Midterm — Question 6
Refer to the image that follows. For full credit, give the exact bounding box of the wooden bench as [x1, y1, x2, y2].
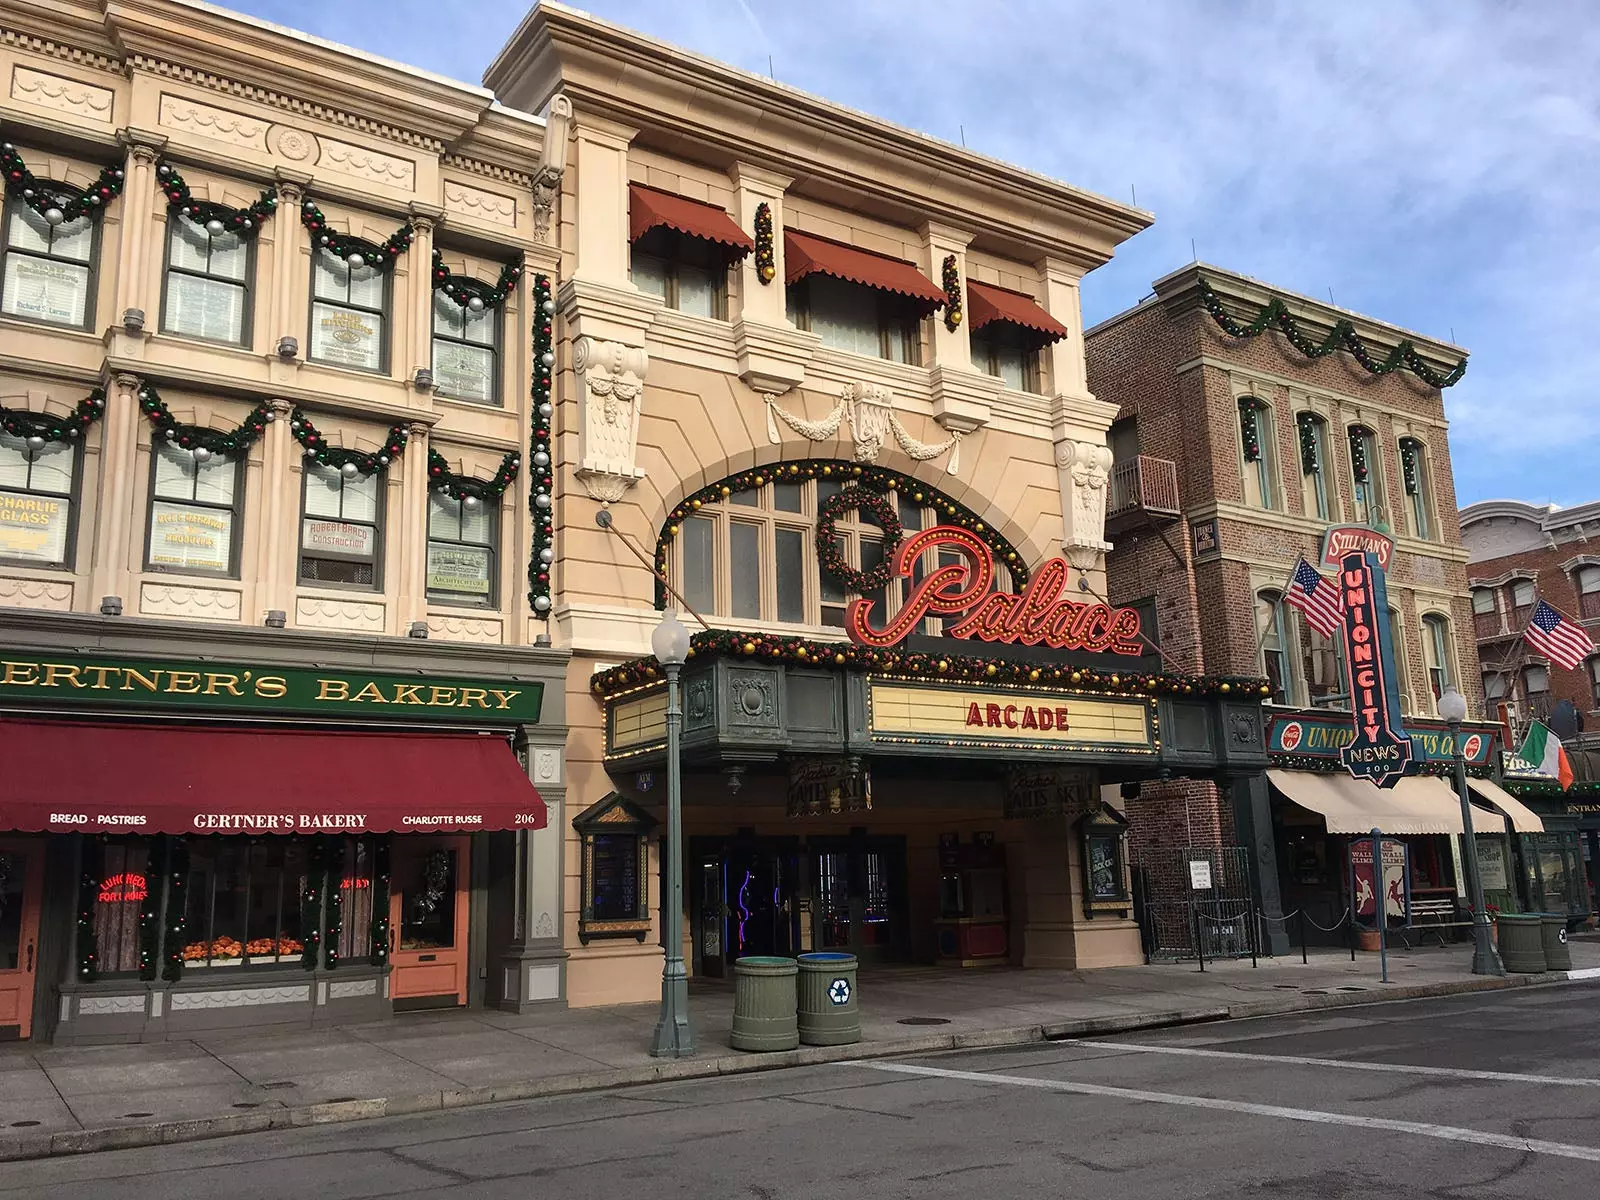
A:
[1401, 897, 1473, 947]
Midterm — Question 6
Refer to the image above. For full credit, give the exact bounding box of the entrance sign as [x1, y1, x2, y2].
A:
[786, 758, 872, 817]
[1350, 837, 1410, 922]
[1320, 525, 1395, 572]
[1336, 552, 1414, 788]
[848, 525, 1144, 655]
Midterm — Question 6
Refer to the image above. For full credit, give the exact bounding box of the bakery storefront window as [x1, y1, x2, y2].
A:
[182, 839, 309, 966]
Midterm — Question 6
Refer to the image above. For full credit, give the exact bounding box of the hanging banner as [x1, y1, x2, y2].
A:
[1350, 837, 1410, 924]
[1002, 766, 1097, 820]
[1337, 551, 1414, 788]
[786, 758, 872, 818]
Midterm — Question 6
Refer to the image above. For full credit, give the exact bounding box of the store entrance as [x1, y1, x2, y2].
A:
[693, 838, 800, 978]
[811, 837, 904, 964]
[389, 836, 470, 1008]
[0, 838, 44, 1039]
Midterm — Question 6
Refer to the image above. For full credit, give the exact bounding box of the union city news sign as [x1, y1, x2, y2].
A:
[848, 525, 1144, 654]
[1336, 551, 1414, 788]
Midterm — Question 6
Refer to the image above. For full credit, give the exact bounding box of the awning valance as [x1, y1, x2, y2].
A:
[1467, 778, 1545, 833]
[783, 229, 946, 310]
[1268, 769, 1501, 835]
[966, 279, 1070, 342]
[629, 184, 754, 257]
[0, 720, 546, 834]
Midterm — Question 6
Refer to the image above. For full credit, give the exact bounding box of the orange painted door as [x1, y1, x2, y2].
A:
[0, 839, 45, 1039]
[388, 836, 470, 1004]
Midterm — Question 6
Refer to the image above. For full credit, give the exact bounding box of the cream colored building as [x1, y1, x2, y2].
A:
[1, 0, 1279, 1040]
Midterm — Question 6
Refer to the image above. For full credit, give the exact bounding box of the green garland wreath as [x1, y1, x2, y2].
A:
[941, 255, 963, 332]
[816, 487, 903, 594]
[528, 274, 556, 617]
[428, 447, 521, 503]
[76, 852, 100, 983]
[155, 160, 276, 237]
[431, 249, 522, 311]
[1, 389, 106, 449]
[300, 199, 413, 271]
[159, 837, 188, 983]
[369, 838, 392, 968]
[1296, 412, 1320, 476]
[1, 141, 124, 224]
[1199, 278, 1466, 389]
[753, 203, 776, 284]
[290, 408, 408, 474]
[139, 383, 272, 458]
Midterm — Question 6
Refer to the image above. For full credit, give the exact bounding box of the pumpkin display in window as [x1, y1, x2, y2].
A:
[275, 936, 303, 955]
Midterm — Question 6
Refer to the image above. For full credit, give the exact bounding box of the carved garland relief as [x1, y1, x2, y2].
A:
[765, 383, 964, 473]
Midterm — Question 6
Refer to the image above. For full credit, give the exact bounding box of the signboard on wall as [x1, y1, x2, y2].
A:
[1320, 525, 1395, 572]
[147, 502, 233, 573]
[786, 758, 872, 817]
[0, 489, 70, 563]
[868, 680, 1154, 755]
[1002, 766, 1097, 820]
[1269, 712, 1495, 766]
[1336, 551, 1414, 788]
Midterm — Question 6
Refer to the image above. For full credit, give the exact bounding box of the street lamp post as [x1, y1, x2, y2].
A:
[650, 610, 695, 1057]
[1437, 687, 1504, 977]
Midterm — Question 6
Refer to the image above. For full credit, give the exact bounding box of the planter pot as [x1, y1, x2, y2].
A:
[1356, 929, 1383, 952]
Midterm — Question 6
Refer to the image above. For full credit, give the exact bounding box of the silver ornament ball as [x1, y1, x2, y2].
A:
[467, 296, 485, 313]
[533, 451, 550, 468]
[533, 595, 551, 613]
[304, 446, 319, 458]
[463, 495, 480, 510]
[541, 298, 556, 315]
[541, 351, 555, 367]
[534, 493, 552, 510]
[539, 547, 555, 565]
[340, 461, 360, 479]
[43, 207, 65, 226]
[205, 218, 225, 236]
[538, 403, 552, 419]
[24, 435, 46, 452]
[191, 446, 212, 463]
[346, 252, 366, 269]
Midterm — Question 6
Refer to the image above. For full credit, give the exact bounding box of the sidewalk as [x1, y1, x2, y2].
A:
[4, 942, 1597, 1161]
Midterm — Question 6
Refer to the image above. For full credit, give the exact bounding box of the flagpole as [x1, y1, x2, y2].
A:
[1250, 556, 1308, 662]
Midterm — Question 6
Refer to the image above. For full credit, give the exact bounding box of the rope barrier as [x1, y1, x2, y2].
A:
[1303, 909, 1352, 933]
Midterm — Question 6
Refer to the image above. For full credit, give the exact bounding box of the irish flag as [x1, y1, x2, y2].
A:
[1518, 721, 1573, 790]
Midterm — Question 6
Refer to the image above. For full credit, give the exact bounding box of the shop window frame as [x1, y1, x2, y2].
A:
[0, 429, 83, 570]
[307, 245, 391, 375]
[573, 792, 656, 944]
[0, 188, 100, 331]
[298, 460, 385, 592]
[426, 490, 500, 608]
[159, 210, 255, 348]
[143, 436, 246, 580]
[430, 287, 503, 406]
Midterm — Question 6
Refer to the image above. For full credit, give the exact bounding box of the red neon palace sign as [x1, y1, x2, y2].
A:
[846, 525, 1144, 654]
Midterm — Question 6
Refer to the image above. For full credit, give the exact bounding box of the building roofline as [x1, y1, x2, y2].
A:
[1461, 497, 1600, 532]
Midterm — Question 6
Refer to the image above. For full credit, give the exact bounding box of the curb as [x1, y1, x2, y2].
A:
[3, 967, 1594, 1162]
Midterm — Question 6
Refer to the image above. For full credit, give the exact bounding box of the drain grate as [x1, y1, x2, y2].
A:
[9, 1120, 41, 1128]
[122, 1112, 155, 1119]
[897, 1017, 952, 1026]
[1272, 984, 1299, 990]
[231, 1102, 262, 1110]
[1301, 989, 1330, 995]
[259, 1081, 296, 1090]
[324, 1097, 359, 1104]
[1336, 986, 1368, 992]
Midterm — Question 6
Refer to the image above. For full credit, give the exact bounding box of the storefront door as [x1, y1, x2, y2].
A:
[691, 838, 800, 977]
[814, 839, 903, 964]
[388, 836, 470, 1006]
[0, 839, 45, 1039]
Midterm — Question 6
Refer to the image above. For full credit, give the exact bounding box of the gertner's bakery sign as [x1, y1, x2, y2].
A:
[848, 526, 1144, 654]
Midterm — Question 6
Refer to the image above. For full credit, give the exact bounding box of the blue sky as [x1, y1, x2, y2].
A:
[235, 0, 1599, 508]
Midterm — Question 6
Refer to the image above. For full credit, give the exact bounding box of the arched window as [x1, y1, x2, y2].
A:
[1348, 425, 1384, 527]
[1470, 586, 1499, 639]
[1421, 612, 1454, 707]
[1575, 564, 1600, 621]
[1238, 397, 1277, 510]
[1398, 437, 1432, 540]
[1257, 589, 1292, 703]
[668, 467, 1014, 632]
[1295, 412, 1330, 520]
[1389, 604, 1412, 712]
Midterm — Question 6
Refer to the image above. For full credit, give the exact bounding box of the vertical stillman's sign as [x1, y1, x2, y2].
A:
[1337, 551, 1414, 788]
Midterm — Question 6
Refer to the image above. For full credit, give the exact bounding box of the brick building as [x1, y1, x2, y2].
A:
[1085, 264, 1511, 946]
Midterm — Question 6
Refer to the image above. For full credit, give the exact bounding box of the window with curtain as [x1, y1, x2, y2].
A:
[1471, 587, 1500, 639]
[1422, 613, 1454, 704]
[309, 247, 387, 372]
[1398, 437, 1432, 540]
[971, 322, 1041, 393]
[1257, 590, 1292, 704]
[1389, 605, 1412, 711]
[629, 227, 728, 319]
[1296, 412, 1330, 521]
[1522, 663, 1550, 706]
[146, 441, 242, 577]
[1302, 623, 1348, 709]
[1239, 398, 1277, 510]
[426, 492, 498, 606]
[1576, 565, 1600, 620]
[1483, 671, 1506, 702]
[90, 840, 150, 975]
[162, 215, 250, 344]
[431, 291, 500, 405]
[1589, 658, 1600, 710]
[786, 275, 921, 364]
[0, 432, 78, 567]
[300, 463, 382, 589]
[1510, 578, 1536, 629]
[0, 191, 96, 328]
[1349, 426, 1384, 526]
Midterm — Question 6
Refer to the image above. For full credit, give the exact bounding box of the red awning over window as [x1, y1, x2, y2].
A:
[966, 279, 1070, 342]
[629, 184, 754, 257]
[0, 720, 546, 834]
[783, 229, 947, 310]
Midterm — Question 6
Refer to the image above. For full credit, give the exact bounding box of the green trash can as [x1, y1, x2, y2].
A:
[730, 956, 799, 1052]
[1496, 913, 1546, 973]
[729, 960, 796, 1049]
[1541, 914, 1573, 972]
[797, 951, 859, 1046]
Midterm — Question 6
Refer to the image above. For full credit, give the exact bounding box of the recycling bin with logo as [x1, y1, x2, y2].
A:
[1494, 913, 1546, 973]
[730, 956, 799, 1052]
[796, 951, 859, 1046]
[1541, 914, 1573, 972]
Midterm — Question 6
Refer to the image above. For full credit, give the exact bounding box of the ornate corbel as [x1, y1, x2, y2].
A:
[573, 336, 648, 502]
[530, 95, 572, 244]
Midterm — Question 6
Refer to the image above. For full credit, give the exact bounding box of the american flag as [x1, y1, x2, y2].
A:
[1285, 557, 1343, 638]
[1524, 599, 1596, 671]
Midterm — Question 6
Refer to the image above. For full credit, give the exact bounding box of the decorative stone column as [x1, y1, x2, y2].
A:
[405, 206, 442, 389]
[112, 132, 165, 338]
[88, 373, 144, 609]
[396, 419, 432, 634]
[271, 172, 312, 367]
[727, 163, 817, 397]
[255, 398, 296, 621]
[499, 736, 569, 1010]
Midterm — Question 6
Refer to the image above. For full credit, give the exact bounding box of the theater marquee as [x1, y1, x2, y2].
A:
[867, 679, 1155, 755]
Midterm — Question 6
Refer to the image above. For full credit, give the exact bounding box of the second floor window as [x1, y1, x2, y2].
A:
[1576, 565, 1600, 620]
[1349, 426, 1384, 526]
[629, 227, 727, 319]
[1471, 587, 1499, 638]
[1239, 398, 1277, 510]
[300, 464, 382, 589]
[1, 193, 95, 329]
[1421, 612, 1453, 704]
[163, 216, 249, 345]
[1590, 657, 1600, 710]
[1511, 578, 1536, 629]
[431, 292, 500, 405]
[1399, 437, 1432, 540]
[0, 432, 78, 567]
[971, 323, 1040, 393]
[1296, 413, 1331, 521]
[146, 441, 242, 577]
[310, 248, 386, 373]
[788, 274, 921, 364]
[1257, 590, 1291, 704]
[1522, 663, 1550, 708]
[427, 493, 497, 606]
[1483, 671, 1506, 703]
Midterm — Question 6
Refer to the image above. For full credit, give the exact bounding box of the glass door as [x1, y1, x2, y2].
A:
[388, 836, 470, 1005]
[695, 851, 728, 978]
[812, 841, 902, 964]
[0, 840, 45, 1039]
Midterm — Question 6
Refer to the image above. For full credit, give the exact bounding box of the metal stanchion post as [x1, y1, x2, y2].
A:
[1299, 909, 1308, 966]
[1249, 902, 1259, 969]
[1193, 904, 1206, 973]
[1348, 909, 1356, 962]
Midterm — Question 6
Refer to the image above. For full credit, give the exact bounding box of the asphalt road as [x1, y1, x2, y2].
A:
[7, 983, 1599, 1199]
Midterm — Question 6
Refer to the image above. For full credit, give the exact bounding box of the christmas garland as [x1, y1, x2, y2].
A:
[816, 487, 903, 594]
[753, 202, 776, 284]
[324, 837, 344, 970]
[76, 850, 100, 983]
[1, 140, 124, 225]
[1296, 412, 1321, 476]
[290, 407, 408, 474]
[1507, 779, 1600, 799]
[1, 389, 106, 449]
[1199, 278, 1467, 389]
[155, 160, 276, 237]
[159, 837, 188, 982]
[529, 274, 556, 617]
[428, 447, 521, 504]
[1269, 752, 1492, 778]
[1399, 438, 1421, 496]
[432, 249, 523, 311]
[1238, 398, 1263, 463]
[591, 627, 1270, 702]
[301, 838, 326, 971]
[1348, 426, 1371, 484]
[300, 198, 414, 271]
[654, 460, 1029, 608]
[369, 838, 392, 968]
[941, 255, 963, 331]
[139, 383, 273, 459]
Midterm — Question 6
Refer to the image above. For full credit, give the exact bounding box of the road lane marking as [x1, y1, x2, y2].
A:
[1568, 967, 1600, 980]
[846, 1061, 1600, 1163]
[1061, 1040, 1600, 1088]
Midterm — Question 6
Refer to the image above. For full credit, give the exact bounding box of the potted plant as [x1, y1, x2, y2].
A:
[1356, 925, 1383, 952]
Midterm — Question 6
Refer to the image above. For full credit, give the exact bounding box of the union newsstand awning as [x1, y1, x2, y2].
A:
[1268, 769, 1502, 836]
[0, 720, 546, 834]
[1466, 777, 1545, 833]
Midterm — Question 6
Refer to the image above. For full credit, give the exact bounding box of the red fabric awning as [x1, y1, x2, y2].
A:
[0, 720, 546, 834]
[784, 229, 946, 310]
[966, 279, 1070, 342]
[629, 184, 754, 257]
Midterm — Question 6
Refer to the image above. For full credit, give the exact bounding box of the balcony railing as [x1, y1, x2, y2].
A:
[1106, 455, 1181, 536]
[1473, 611, 1506, 641]
[1581, 591, 1600, 621]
